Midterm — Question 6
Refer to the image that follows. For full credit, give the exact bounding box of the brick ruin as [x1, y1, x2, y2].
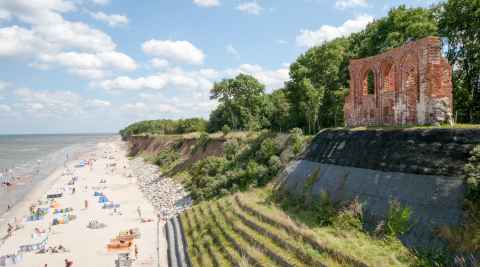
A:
[344, 36, 453, 127]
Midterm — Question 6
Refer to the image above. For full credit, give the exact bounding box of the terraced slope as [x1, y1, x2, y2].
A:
[174, 190, 419, 267]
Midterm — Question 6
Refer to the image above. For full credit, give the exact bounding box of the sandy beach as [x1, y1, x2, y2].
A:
[0, 138, 168, 267]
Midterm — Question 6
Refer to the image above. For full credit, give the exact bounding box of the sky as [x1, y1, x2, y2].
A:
[0, 0, 441, 134]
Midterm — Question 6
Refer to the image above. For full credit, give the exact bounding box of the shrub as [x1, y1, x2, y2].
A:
[309, 191, 336, 226]
[332, 198, 364, 231]
[221, 125, 231, 136]
[289, 127, 305, 155]
[192, 132, 210, 154]
[243, 160, 270, 187]
[190, 156, 227, 178]
[267, 155, 282, 176]
[224, 139, 240, 160]
[256, 137, 280, 163]
[385, 200, 412, 237]
[153, 150, 180, 167]
[465, 145, 480, 202]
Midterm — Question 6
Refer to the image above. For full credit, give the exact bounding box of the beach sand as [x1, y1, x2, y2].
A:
[0, 139, 168, 266]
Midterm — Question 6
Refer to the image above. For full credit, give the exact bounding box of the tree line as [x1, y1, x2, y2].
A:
[121, 1, 480, 137]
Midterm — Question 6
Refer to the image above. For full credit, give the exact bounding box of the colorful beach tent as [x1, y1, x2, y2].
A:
[99, 196, 109, 203]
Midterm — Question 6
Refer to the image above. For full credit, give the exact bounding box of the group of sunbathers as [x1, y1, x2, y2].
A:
[37, 245, 69, 254]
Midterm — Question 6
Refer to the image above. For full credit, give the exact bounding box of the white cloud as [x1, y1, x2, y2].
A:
[226, 44, 239, 59]
[99, 64, 289, 93]
[237, 1, 263, 15]
[335, 0, 368, 9]
[12, 87, 114, 118]
[122, 102, 178, 115]
[88, 99, 111, 108]
[225, 64, 289, 91]
[0, 0, 136, 81]
[69, 68, 106, 80]
[276, 39, 287, 45]
[14, 87, 84, 117]
[0, 9, 11, 21]
[38, 51, 137, 80]
[0, 104, 11, 113]
[89, 11, 128, 27]
[0, 80, 11, 91]
[142, 40, 205, 65]
[150, 58, 169, 69]
[193, 0, 220, 7]
[90, 0, 110, 5]
[0, 26, 47, 57]
[99, 68, 212, 91]
[296, 15, 373, 47]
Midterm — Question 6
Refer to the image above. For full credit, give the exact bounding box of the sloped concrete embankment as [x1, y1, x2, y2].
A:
[279, 128, 480, 248]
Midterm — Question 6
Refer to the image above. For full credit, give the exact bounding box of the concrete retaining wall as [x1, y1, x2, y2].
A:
[279, 128, 480, 248]
[279, 160, 465, 248]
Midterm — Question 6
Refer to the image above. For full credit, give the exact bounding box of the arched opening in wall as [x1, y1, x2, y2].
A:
[362, 70, 375, 96]
[382, 63, 395, 92]
[402, 59, 419, 125]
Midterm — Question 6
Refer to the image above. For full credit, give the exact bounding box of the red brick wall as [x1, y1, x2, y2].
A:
[344, 36, 453, 127]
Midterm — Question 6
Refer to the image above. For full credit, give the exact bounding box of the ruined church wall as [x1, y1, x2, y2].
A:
[344, 36, 453, 127]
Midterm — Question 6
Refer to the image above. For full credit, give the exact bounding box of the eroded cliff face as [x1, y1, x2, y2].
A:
[127, 135, 226, 173]
[280, 128, 480, 249]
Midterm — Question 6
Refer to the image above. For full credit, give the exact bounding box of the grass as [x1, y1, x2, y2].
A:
[180, 189, 420, 267]
[229, 198, 342, 267]
[238, 188, 418, 267]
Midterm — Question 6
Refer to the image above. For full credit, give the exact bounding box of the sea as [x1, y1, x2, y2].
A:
[0, 134, 114, 215]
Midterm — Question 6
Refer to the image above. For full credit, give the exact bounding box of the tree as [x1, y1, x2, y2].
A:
[349, 5, 438, 58]
[209, 74, 268, 132]
[286, 38, 350, 132]
[301, 79, 323, 134]
[269, 89, 291, 132]
[438, 0, 480, 123]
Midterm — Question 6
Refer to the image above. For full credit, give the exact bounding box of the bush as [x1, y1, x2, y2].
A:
[385, 200, 412, 237]
[267, 155, 282, 176]
[332, 198, 364, 231]
[190, 156, 227, 178]
[256, 137, 280, 163]
[221, 125, 231, 136]
[289, 128, 305, 155]
[243, 160, 270, 187]
[224, 139, 240, 160]
[465, 145, 480, 202]
[187, 156, 228, 200]
[192, 132, 210, 154]
[279, 191, 336, 227]
[153, 150, 180, 167]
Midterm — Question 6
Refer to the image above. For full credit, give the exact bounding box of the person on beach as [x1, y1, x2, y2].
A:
[84, 200, 88, 209]
[7, 223, 13, 236]
[64, 259, 73, 267]
[134, 244, 139, 259]
[136, 206, 142, 220]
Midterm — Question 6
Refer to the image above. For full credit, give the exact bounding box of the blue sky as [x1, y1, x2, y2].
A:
[0, 0, 440, 134]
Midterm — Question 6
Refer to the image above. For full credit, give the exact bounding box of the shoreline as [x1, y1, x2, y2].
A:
[0, 138, 170, 266]
[0, 137, 110, 215]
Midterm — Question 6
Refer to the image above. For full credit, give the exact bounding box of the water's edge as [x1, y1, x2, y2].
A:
[0, 135, 113, 216]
